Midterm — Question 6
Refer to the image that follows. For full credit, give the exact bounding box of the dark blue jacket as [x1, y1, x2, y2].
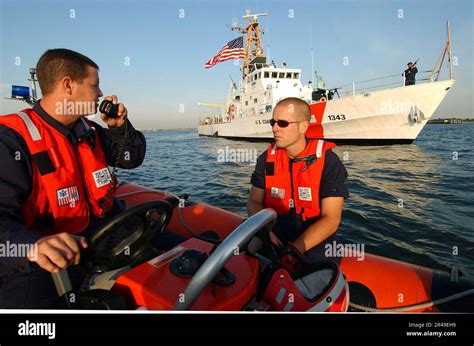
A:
[0, 102, 146, 277]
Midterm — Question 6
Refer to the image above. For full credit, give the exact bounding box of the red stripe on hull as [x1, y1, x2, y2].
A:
[307, 102, 326, 139]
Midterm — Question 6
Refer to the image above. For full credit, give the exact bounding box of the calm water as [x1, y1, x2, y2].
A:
[120, 124, 474, 278]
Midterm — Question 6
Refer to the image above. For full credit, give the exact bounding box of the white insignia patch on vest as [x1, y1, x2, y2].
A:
[270, 187, 285, 199]
[57, 186, 80, 207]
[298, 187, 312, 201]
[92, 168, 112, 188]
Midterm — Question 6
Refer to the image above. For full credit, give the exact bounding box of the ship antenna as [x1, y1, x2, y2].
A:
[310, 20, 315, 87]
[28, 68, 38, 102]
[231, 11, 268, 79]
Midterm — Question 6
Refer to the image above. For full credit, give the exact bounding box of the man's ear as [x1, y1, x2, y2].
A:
[60, 76, 74, 95]
[300, 120, 310, 134]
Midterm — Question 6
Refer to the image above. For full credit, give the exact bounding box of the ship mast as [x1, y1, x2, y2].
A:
[231, 10, 267, 79]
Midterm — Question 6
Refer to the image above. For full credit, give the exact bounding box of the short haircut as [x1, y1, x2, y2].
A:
[274, 97, 311, 121]
[36, 49, 99, 95]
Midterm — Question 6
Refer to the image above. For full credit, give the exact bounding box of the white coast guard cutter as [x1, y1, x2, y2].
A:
[198, 12, 455, 145]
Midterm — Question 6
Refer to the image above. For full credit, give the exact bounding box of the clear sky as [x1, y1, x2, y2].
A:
[1, 0, 472, 129]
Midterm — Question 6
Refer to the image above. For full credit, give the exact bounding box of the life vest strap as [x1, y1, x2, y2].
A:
[316, 139, 324, 158]
[270, 143, 277, 155]
[16, 111, 42, 141]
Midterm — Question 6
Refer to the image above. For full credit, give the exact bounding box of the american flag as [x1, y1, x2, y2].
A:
[205, 36, 246, 69]
[57, 185, 80, 207]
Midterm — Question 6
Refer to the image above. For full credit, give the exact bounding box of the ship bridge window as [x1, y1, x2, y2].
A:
[264, 72, 269, 78]
[279, 72, 285, 78]
[272, 72, 278, 78]
[294, 73, 300, 79]
[286, 73, 292, 79]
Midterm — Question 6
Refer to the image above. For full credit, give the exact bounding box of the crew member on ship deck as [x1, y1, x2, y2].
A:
[247, 97, 349, 264]
[404, 62, 418, 86]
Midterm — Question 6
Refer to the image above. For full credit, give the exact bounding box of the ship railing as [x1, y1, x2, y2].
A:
[333, 70, 438, 97]
[198, 109, 252, 125]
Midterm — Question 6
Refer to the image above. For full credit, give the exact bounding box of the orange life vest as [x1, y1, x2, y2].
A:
[264, 139, 336, 221]
[0, 108, 115, 234]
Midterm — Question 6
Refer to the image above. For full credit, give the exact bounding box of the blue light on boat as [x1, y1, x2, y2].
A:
[11, 85, 30, 99]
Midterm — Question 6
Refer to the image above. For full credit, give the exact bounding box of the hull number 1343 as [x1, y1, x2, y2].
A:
[327, 114, 346, 121]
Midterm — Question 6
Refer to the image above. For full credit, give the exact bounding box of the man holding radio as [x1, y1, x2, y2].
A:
[0, 48, 146, 308]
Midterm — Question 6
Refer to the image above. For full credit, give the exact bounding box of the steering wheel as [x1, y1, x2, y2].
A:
[173, 208, 277, 310]
[257, 224, 283, 263]
[82, 200, 173, 273]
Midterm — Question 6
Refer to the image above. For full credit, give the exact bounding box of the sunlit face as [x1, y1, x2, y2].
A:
[271, 103, 308, 148]
[71, 65, 103, 116]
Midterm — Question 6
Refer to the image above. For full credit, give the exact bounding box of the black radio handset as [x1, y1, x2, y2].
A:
[99, 100, 119, 118]
[97, 99, 128, 218]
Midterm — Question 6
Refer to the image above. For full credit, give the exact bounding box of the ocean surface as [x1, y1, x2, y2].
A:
[120, 124, 474, 278]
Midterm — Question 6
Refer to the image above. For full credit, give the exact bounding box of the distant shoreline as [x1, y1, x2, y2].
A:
[427, 118, 473, 124]
[138, 128, 195, 132]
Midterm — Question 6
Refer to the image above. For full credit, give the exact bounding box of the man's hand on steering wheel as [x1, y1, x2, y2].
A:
[247, 229, 282, 254]
[247, 225, 309, 274]
[279, 242, 309, 274]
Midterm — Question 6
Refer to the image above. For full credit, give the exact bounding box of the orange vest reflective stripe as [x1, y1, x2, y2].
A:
[0, 108, 115, 234]
[264, 139, 336, 221]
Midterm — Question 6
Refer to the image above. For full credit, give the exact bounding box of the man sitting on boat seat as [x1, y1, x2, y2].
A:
[247, 97, 349, 265]
[0, 49, 146, 308]
[404, 62, 418, 86]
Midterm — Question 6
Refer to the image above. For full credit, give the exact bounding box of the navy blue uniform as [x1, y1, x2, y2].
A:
[250, 147, 349, 263]
[0, 102, 146, 308]
[404, 67, 418, 86]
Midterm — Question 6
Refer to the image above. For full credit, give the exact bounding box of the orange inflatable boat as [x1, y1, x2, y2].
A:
[55, 182, 473, 312]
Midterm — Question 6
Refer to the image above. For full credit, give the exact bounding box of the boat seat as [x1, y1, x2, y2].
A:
[260, 261, 346, 311]
[294, 269, 334, 300]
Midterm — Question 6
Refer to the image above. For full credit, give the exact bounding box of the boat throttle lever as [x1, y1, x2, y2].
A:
[51, 270, 76, 308]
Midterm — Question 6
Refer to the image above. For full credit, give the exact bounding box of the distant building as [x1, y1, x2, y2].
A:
[428, 118, 464, 124]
